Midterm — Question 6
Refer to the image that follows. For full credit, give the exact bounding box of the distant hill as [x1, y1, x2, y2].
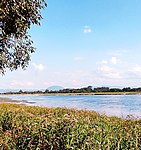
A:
[47, 86, 64, 91]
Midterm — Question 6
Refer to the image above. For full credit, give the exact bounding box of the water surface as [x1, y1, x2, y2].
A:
[2, 94, 141, 118]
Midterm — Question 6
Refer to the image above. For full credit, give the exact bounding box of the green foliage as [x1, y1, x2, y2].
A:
[0, 0, 47, 73]
[0, 104, 141, 149]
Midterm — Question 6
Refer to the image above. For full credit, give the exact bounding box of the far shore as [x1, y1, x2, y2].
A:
[1, 91, 141, 97]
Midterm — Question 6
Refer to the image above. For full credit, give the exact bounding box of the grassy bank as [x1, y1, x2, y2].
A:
[0, 104, 141, 149]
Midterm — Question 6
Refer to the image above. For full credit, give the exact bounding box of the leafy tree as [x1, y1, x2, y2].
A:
[122, 87, 131, 92]
[94, 87, 110, 92]
[0, 0, 47, 74]
[109, 88, 122, 92]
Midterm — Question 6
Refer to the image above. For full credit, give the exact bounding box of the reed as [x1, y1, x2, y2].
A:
[0, 103, 141, 149]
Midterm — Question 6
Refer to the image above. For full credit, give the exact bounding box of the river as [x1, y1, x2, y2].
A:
[1, 94, 141, 118]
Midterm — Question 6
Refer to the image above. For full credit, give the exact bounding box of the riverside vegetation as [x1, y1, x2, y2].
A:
[1, 86, 141, 95]
[0, 104, 141, 149]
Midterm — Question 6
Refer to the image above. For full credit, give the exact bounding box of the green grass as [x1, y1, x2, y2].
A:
[0, 104, 141, 149]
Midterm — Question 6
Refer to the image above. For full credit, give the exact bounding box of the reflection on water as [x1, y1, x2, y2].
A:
[2, 94, 141, 118]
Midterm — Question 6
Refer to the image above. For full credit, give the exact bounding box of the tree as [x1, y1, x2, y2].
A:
[122, 87, 131, 92]
[0, 0, 47, 74]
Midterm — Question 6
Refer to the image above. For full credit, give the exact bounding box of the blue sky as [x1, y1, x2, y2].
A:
[1, 0, 141, 89]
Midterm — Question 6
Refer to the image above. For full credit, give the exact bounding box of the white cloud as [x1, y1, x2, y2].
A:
[73, 56, 84, 61]
[98, 57, 119, 66]
[110, 57, 118, 65]
[101, 60, 108, 64]
[108, 50, 128, 56]
[83, 26, 92, 33]
[32, 63, 45, 72]
[97, 64, 122, 79]
[132, 65, 141, 74]
[128, 65, 141, 78]
[98, 65, 112, 72]
[2, 56, 141, 89]
[10, 80, 34, 88]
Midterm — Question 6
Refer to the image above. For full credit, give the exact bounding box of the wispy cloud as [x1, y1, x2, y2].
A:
[83, 26, 92, 33]
[32, 63, 45, 72]
[108, 50, 128, 56]
[128, 64, 141, 78]
[101, 60, 108, 64]
[98, 56, 119, 66]
[110, 57, 118, 65]
[97, 65, 121, 79]
[73, 56, 84, 61]
[96, 57, 122, 79]
[131, 65, 141, 74]
[10, 80, 34, 88]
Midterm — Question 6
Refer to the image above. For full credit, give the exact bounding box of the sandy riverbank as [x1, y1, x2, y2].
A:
[0, 97, 35, 104]
[0, 97, 20, 103]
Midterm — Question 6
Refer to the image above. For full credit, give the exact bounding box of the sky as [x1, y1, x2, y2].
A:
[1, 0, 141, 89]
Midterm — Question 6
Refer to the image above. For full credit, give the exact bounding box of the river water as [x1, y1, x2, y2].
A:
[2, 94, 141, 118]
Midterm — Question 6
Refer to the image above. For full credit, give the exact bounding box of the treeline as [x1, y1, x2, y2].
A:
[46, 86, 141, 93]
[1, 86, 141, 95]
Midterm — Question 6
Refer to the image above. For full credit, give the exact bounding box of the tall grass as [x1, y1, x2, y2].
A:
[0, 103, 141, 149]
